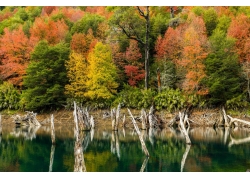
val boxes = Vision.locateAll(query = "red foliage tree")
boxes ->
[124,40,144,87]
[155,26,184,62]
[0,27,36,87]
[41,6,57,16]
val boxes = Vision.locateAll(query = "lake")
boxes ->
[0,124,250,172]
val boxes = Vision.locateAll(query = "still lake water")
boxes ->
[0,124,250,172]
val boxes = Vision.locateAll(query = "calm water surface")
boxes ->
[0,124,250,172]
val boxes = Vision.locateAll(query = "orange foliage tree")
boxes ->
[30,17,69,45]
[0,26,37,87]
[70,29,98,59]
[227,14,250,63]
[178,14,209,95]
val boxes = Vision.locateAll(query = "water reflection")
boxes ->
[111,131,120,159]
[49,145,55,172]
[10,125,40,140]
[0,124,250,172]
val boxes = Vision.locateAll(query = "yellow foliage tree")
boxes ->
[85,42,119,100]
[65,51,88,100]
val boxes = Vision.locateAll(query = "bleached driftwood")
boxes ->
[227,115,250,127]
[128,108,150,157]
[13,111,41,127]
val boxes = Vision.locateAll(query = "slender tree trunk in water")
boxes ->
[128,108,150,157]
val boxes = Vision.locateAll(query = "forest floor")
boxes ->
[1,107,250,129]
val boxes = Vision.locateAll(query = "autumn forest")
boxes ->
[0,6,250,112]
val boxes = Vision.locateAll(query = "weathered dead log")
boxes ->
[13,111,41,127]
[51,114,56,145]
[111,103,121,131]
[128,108,150,157]
[227,115,250,127]
[49,145,55,172]
[179,111,191,144]
[181,144,191,172]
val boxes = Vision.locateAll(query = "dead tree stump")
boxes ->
[111,103,121,131]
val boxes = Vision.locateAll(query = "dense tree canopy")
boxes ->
[0,6,250,111]
[21,40,69,111]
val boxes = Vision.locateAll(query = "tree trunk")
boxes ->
[128,108,150,157]
[179,112,191,144]
[51,114,55,145]
[111,103,121,131]
[144,6,150,90]
[141,109,147,130]
[222,107,230,127]
[148,106,154,128]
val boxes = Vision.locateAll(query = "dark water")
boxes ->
[0,124,250,172]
